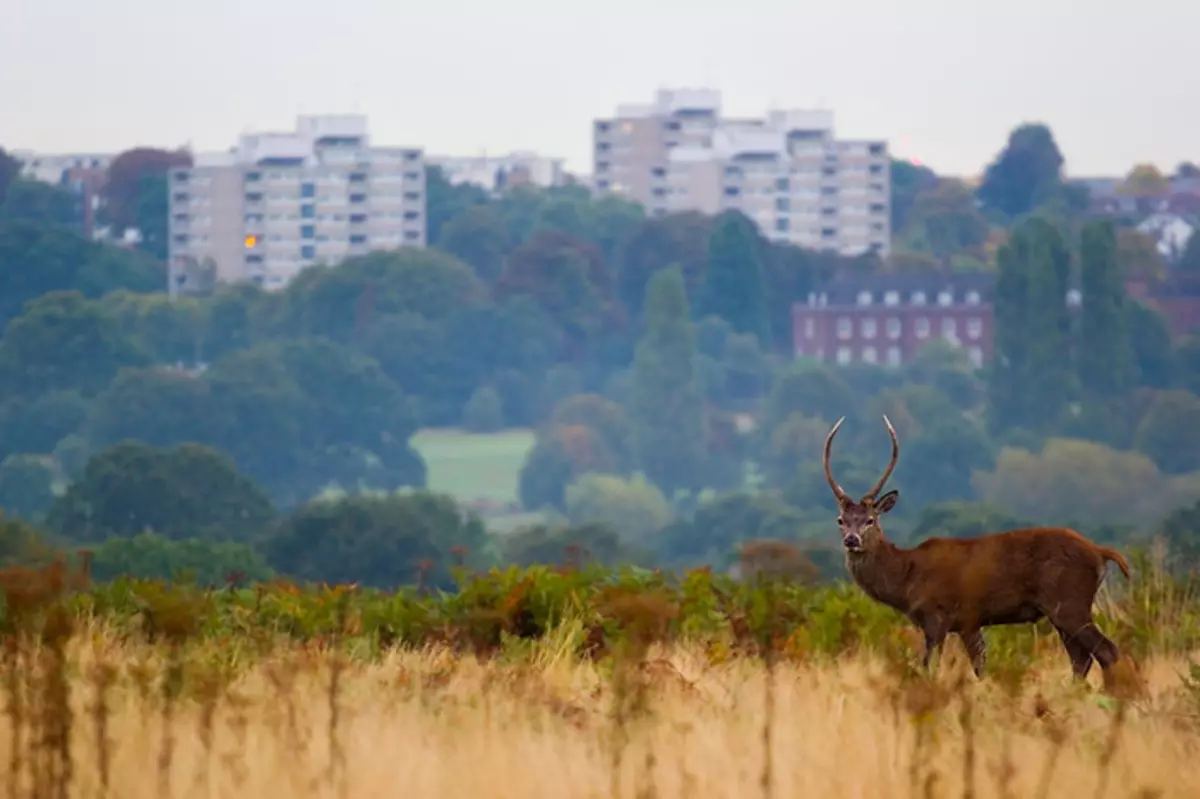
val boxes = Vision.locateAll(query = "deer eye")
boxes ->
[836,517,844,526]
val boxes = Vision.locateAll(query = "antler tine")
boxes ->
[865,414,900,500]
[823,415,849,503]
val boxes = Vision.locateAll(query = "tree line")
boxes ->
[3,121,1200,587]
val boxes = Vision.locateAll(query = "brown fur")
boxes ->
[824,416,1131,681]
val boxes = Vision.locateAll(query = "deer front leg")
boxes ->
[960,629,987,678]
[916,615,949,672]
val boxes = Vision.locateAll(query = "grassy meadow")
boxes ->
[2,556,1200,798]
[410,427,535,504]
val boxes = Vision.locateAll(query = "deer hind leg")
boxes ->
[960,629,987,678]
[1051,611,1120,677]
[1054,625,1094,680]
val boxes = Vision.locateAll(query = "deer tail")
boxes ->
[1099,546,1131,581]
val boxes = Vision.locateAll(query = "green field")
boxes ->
[410,427,536,504]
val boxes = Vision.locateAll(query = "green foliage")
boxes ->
[630,267,707,497]
[0,455,58,521]
[86,531,274,585]
[462,386,505,432]
[45,441,276,543]
[564,473,673,542]
[1133,390,1200,475]
[696,210,770,348]
[989,216,1073,434]
[977,123,1067,219]
[258,490,489,590]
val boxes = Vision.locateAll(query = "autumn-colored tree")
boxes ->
[1117,163,1170,196]
[102,147,192,236]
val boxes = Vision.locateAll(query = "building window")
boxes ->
[804,319,815,338]
[886,317,901,339]
[886,346,902,367]
[836,316,852,339]
[856,291,872,306]
[776,177,789,192]
[300,245,315,260]
[938,290,953,306]
[861,318,877,339]
[967,317,983,339]
[942,317,958,339]
[836,347,852,365]
[301,183,315,198]
[861,346,877,364]
[300,225,314,239]
[915,317,930,338]
[884,290,899,306]
[965,290,981,305]
[775,218,789,232]
[968,347,984,369]
[301,204,314,219]
[912,291,927,305]
[775,197,790,212]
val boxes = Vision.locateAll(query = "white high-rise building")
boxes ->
[167,115,426,295]
[592,89,891,257]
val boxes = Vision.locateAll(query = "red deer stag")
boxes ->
[823,415,1131,682]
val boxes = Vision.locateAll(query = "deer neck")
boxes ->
[845,538,912,612]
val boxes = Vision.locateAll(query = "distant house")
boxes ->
[791,272,995,369]
[1136,213,1195,261]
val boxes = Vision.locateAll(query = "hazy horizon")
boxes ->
[4,0,1194,179]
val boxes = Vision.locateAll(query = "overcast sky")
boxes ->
[3,1,1194,178]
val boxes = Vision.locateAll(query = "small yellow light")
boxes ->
[244,235,258,248]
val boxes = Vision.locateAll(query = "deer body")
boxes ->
[823,416,1131,682]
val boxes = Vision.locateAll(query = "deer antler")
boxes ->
[823,416,849,503]
[865,415,900,500]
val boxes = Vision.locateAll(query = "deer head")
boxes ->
[823,415,900,554]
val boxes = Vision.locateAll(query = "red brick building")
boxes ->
[791,273,996,369]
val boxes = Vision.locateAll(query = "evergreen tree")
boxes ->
[988,216,1073,435]
[696,211,770,348]
[1077,220,1136,442]
[631,267,707,497]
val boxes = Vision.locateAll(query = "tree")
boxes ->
[46,441,276,543]
[1118,164,1170,196]
[0,179,82,229]
[88,532,274,585]
[973,438,1190,526]
[1077,220,1136,440]
[1127,301,1175,388]
[102,147,192,243]
[906,179,991,262]
[696,211,770,348]
[435,204,511,282]
[462,386,505,432]
[259,490,488,590]
[1133,390,1200,475]
[563,473,673,542]
[495,230,617,354]
[424,165,489,245]
[977,124,1066,218]
[0,455,58,521]
[889,158,939,233]
[615,212,713,317]
[0,290,150,398]
[0,221,163,328]
[630,267,707,497]
[988,216,1072,434]
[1117,228,1166,284]
[0,148,20,207]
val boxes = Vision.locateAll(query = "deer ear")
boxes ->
[875,490,899,514]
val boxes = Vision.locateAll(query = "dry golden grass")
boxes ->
[3,627,1200,799]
